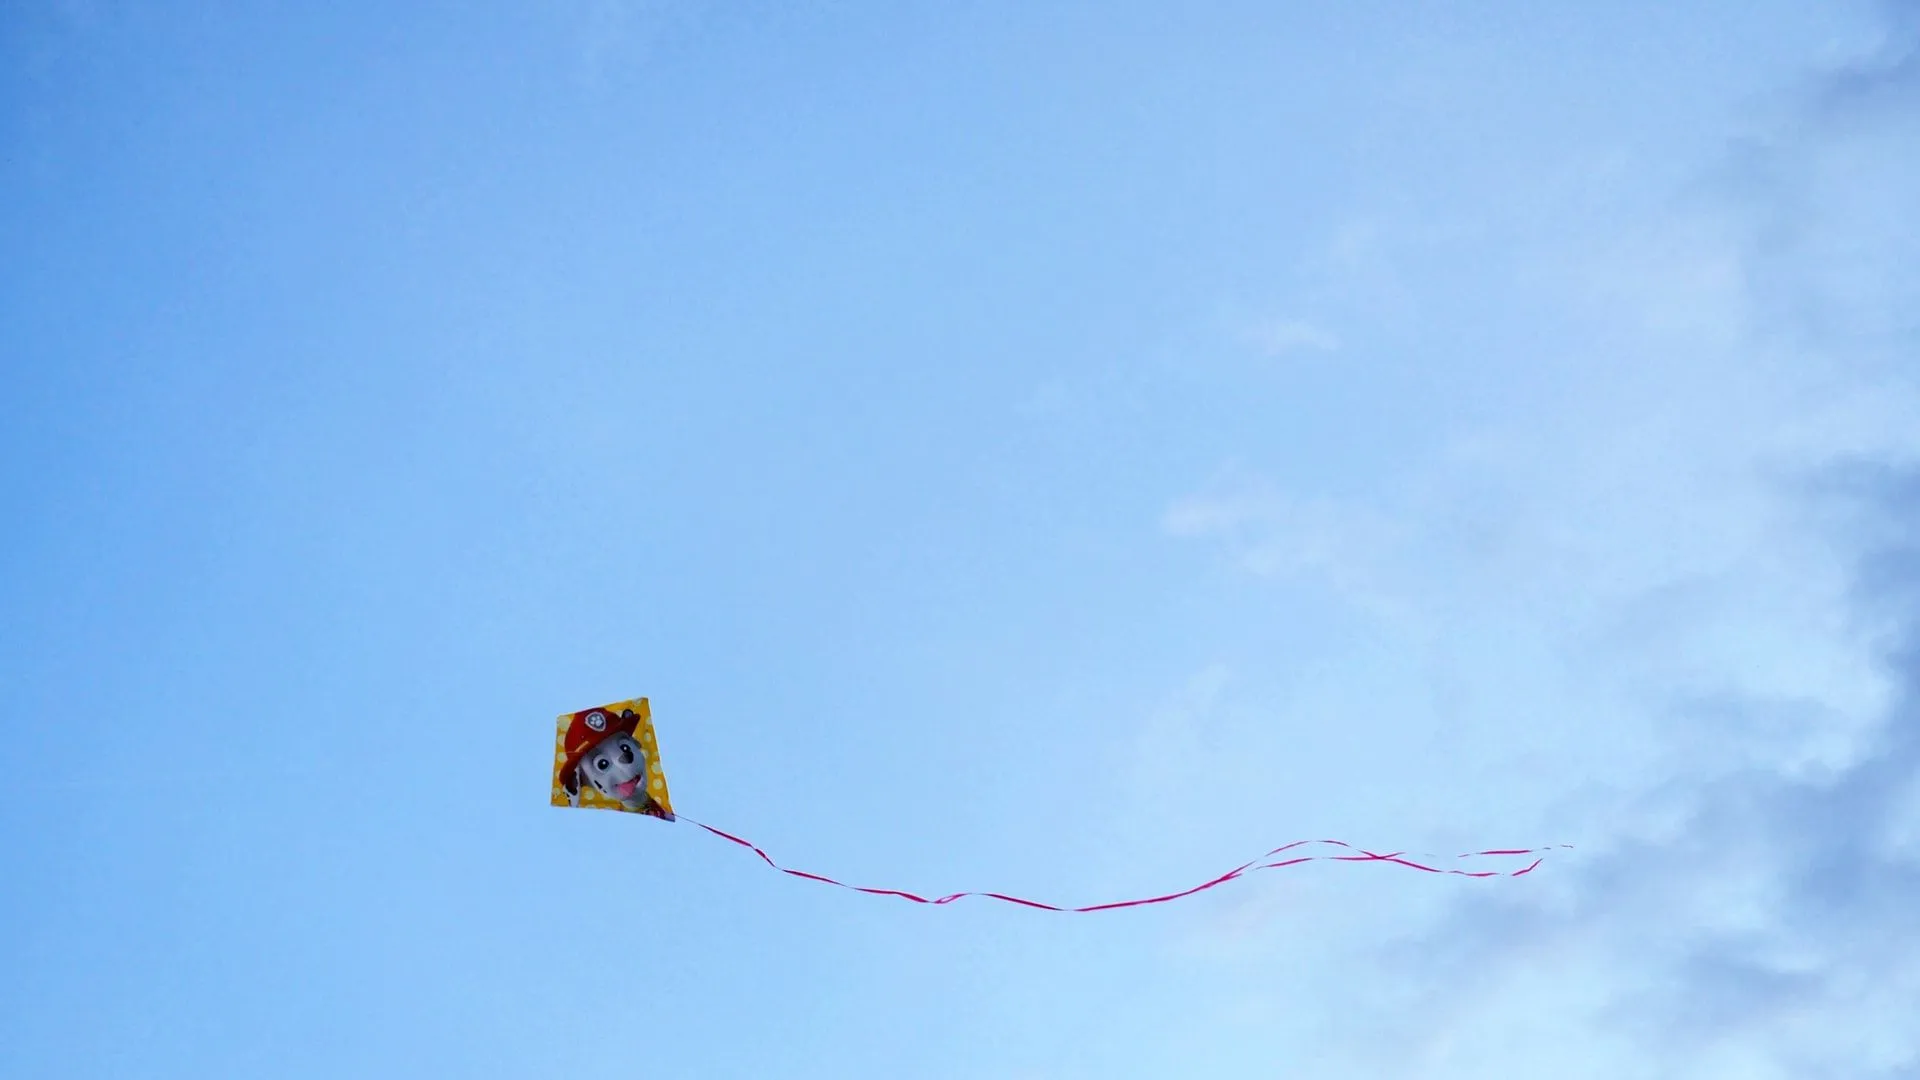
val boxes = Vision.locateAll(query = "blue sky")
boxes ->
[4,3,1918,1076]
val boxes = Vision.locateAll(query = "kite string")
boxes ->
[675,816,1568,912]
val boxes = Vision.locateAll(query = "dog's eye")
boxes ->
[595,757,610,771]
[619,744,634,765]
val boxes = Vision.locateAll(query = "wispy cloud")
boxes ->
[1241,317,1341,359]
[1162,474,1386,582]
[1125,662,1232,797]
[1371,24,1920,1079]
[569,0,694,88]
[1376,469,1920,1078]
[1162,469,1412,626]
[1153,11,1920,1076]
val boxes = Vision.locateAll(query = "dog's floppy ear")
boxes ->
[563,763,582,806]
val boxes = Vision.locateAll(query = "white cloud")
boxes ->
[1154,15,1920,1078]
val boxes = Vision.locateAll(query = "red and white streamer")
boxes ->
[681,818,1567,912]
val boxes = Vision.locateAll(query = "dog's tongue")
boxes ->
[614,778,641,798]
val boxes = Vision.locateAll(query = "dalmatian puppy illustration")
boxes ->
[557,707,673,818]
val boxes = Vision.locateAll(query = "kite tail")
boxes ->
[676,817,1569,912]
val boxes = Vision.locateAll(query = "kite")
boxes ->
[552,698,675,819]
[551,697,1565,911]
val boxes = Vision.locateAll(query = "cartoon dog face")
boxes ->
[574,732,656,811]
